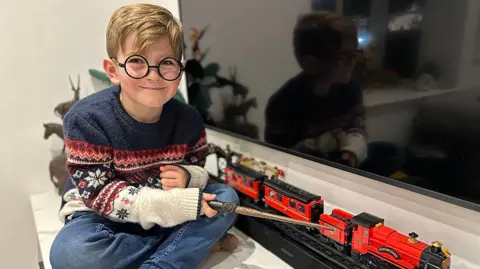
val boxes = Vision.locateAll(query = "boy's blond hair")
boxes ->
[106,4,183,59]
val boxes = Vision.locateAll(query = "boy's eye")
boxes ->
[128,58,145,65]
[161,59,174,65]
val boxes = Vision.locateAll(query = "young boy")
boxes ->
[264,11,368,168]
[49,4,239,269]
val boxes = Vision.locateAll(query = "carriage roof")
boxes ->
[230,163,264,180]
[263,178,321,204]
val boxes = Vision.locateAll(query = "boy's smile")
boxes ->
[104,34,182,123]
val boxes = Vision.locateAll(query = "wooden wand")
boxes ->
[208,201,334,231]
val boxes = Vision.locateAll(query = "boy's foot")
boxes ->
[211,233,239,252]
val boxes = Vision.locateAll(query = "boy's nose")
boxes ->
[146,67,164,81]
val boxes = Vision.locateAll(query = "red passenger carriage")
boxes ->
[263,178,324,223]
[224,163,265,201]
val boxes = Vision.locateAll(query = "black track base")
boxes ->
[235,202,341,269]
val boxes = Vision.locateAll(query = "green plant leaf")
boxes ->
[204,63,220,77]
[174,90,186,103]
[193,85,212,111]
[88,69,111,84]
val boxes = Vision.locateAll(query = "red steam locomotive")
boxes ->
[319,209,451,269]
[210,144,451,269]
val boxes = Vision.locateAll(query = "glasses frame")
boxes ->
[111,55,185,81]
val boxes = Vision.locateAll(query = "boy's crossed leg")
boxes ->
[140,183,239,269]
[50,183,239,269]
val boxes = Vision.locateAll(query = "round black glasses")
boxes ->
[112,55,185,81]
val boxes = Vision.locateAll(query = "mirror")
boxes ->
[180,0,480,209]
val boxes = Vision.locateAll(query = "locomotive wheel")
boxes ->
[362,253,394,269]
[334,242,345,252]
[305,227,315,233]
[318,234,329,243]
[351,251,360,261]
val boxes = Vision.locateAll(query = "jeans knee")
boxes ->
[50,242,111,269]
[215,184,239,204]
[50,228,112,269]
[50,235,78,269]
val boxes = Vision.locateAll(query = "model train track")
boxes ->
[240,197,369,269]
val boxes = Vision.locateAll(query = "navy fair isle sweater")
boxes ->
[59,85,210,229]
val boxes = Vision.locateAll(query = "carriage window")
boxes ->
[242,178,247,186]
[289,200,296,208]
[276,193,282,201]
[269,190,275,197]
[298,204,305,213]
[248,180,254,188]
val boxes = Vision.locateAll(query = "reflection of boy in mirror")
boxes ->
[265,11,367,167]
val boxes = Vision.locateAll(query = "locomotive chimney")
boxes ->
[408,232,419,244]
[431,241,442,253]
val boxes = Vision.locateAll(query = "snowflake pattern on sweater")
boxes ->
[60,86,209,226]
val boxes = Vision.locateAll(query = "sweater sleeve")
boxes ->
[340,99,368,166]
[180,123,210,190]
[63,112,202,229]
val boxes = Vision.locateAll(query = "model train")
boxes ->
[207,144,451,269]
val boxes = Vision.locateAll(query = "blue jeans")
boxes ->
[49,184,239,269]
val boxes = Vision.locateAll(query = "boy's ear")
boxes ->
[103,58,120,85]
[300,56,319,74]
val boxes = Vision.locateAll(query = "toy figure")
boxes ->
[49,153,68,195]
[43,123,64,140]
[43,122,65,153]
[54,75,80,119]
[237,156,285,180]
[44,75,80,194]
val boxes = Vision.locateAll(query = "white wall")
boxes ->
[205,127,480,269]
[0,1,183,268]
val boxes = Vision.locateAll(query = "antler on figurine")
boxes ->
[56,74,81,119]
[69,74,81,101]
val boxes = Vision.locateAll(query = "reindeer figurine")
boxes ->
[227,66,249,103]
[43,123,63,140]
[54,74,80,119]
[43,122,65,152]
[49,152,69,195]
[224,97,258,124]
[214,65,249,104]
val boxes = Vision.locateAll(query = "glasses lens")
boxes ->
[159,57,182,80]
[125,56,148,78]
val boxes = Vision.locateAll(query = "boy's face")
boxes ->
[330,49,360,83]
[303,43,360,84]
[104,34,181,109]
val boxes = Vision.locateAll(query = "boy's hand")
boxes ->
[200,193,217,218]
[160,165,189,191]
